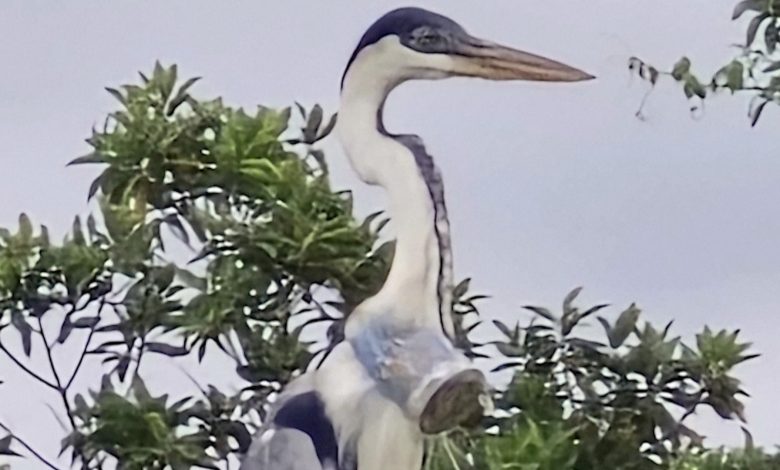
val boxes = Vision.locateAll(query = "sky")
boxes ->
[1,1,779,468]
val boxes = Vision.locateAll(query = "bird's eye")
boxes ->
[419,33,440,44]
[412,28,444,47]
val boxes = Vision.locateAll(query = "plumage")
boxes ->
[272,392,339,466]
[341,7,468,87]
[241,7,592,470]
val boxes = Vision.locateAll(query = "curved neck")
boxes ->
[337,50,455,339]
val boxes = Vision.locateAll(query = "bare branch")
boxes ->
[0,342,58,391]
[0,420,62,470]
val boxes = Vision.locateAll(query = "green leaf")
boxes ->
[523,305,557,323]
[67,153,105,166]
[609,303,641,348]
[311,149,329,175]
[116,355,131,381]
[765,19,778,53]
[72,316,100,329]
[17,213,33,240]
[578,303,609,322]
[57,317,75,344]
[154,62,166,84]
[492,320,514,339]
[146,342,188,357]
[151,264,176,291]
[86,214,99,238]
[562,286,582,314]
[732,0,761,19]
[750,99,769,126]
[684,75,706,99]
[360,210,385,232]
[742,426,755,450]
[304,104,324,143]
[726,61,744,91]
[671,57,691,80]
[156,62,178,101]
[72,216,85,245]
[131,374,152,402]
[734,353,761,365]
[453,278,471,299]
[295,101,307,120]
[491,361,522,372]
[0,435,19,457]
[11,311,32,357]
[39,225,50,247]
[747,13,770,47]
[763,60,780,72]
[104,87,126,106]
[648,66,659,85]
[197,342,207,362]
[496,342,524,357]
[167,76,201,116]
[315,113,338,142]
[87,171,106,201]
[175,267,207,291]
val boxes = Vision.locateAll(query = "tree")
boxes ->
[0,64,775,470]
[630,0,780,126]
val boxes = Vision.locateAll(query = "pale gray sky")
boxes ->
[1,1,778,468]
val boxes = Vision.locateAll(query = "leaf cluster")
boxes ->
[427,288,762,470]
[630,0,780,125]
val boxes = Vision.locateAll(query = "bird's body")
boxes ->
[241,7,593,470]
[244,322,471,469]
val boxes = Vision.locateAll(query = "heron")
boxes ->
[241,7,592,470]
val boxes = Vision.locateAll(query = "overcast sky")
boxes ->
[1,1,778,468]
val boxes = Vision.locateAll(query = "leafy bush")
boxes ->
[0,64,773,470]
[630,0,780,125]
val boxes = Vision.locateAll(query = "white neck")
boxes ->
[336,37,455,338]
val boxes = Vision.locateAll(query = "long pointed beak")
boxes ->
[451,36,594,82]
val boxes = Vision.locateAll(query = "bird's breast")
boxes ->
[348,320,470,418]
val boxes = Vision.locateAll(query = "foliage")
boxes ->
[0,63,772,470]
[630,0,780,125]
[0,63,387,470]
[670,447,780,470]
[425,289,773,470]
[430,289,771,470]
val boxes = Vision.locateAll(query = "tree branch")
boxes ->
[35,315,77,430]
[66,300,107,389]
[0,420,61,470]
[0,342,58,391]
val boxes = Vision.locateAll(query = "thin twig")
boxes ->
[0,420,61,470]
[66,300,107,389]
[0,342,58,391]
[37,312,93,470]
[37,316,65,386]
[36,316,77,430]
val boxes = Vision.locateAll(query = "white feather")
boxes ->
[338,36,454,337]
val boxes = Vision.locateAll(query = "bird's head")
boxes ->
[341,7,594,90]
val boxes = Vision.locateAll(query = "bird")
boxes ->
[240,7,593,470]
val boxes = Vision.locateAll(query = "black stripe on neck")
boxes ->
[385,131,453,338]
[374,103,453,337]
